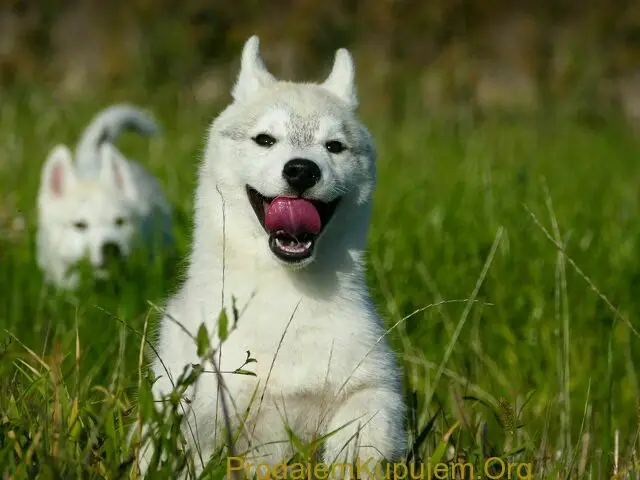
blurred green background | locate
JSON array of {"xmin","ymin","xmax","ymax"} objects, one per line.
[
  {"xmin": 1, "ymin": 1, "xmax": 640, "ymax": 477},
  {"xmin": 1, "ymin": 0, "xmax": 639, "ymax": 123}
]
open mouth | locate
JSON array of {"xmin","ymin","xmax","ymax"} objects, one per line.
[{"xmin": 246, "ymin": 185, "xmax": 341, "ymax": 263}]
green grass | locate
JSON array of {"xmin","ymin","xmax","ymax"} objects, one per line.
[{"xmin": 1, "ymin": 85, "xmax": 640, "ymax": 479}]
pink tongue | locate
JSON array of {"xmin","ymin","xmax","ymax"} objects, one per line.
[{"xmin": 264, "ymin": 197, "xmax": 321, "ymax": 235}]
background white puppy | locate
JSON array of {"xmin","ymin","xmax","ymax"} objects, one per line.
[
  {"xmin": 36, "ymin": 104, "xmax": 174, "ymax": 289},
  {"xmin": 139, "ymin": 36, "xmax": 407, "ymax": 476}
]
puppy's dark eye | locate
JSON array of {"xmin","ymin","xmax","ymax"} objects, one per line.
[
  {"xmin": 114, "ymin": 217, "xmax": 126, "ymax": 227},
  {"xmin": 252, "ymin": 133, "xmax": 276, "ymax": 148},
  {"xmin": 325, "ymin": 140, "xmax": 346, "ymax": 154},
  {"xmin": 73, "ymin": 220, "xmax": 88, "ymax": 231}
]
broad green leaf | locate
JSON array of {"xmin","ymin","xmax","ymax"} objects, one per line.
[
  {"xmin": 218, "ymin": 309, "xmax": 229, "ymax": 342},
  {"xmin": 196, "ymin": 323, "xmax": 210, "ymax": 357}
]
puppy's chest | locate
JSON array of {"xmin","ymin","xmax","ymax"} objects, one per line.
[
  {"xmin": 256, "ymin": 338, "xmax": 356, "ymax": 405},
  {"xmin": 232, "ymin": 305, "xmax": 369, "ymax": 396}
]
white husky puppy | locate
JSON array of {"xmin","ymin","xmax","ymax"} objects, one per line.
[
  {"xmin": 139, "ymin": 36, "xmax": 406, "ymax": 476},
  {"xmin": 36, "ymin": 104, "xmax": 173, "ymax": 289}
]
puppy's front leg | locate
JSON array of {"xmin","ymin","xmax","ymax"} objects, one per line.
[{"xmin": 321, "ymin": 388, "xmax": 406, "ymax": 479}]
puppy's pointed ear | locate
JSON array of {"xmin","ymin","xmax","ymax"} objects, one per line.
[
  {"xmin": 40, "ymin": 144, "xmax": 76, "ymax": 199},
  {"xmin": 99, "ymin": 143, "xmax": 139, "ymax": 203},
  {"xmin": 231, "ymin": 35, "xmax": 276, "ymax": 103},
  {"xmin": 320, "ymin": 48, "xmax": 358, "ymax": 109}
]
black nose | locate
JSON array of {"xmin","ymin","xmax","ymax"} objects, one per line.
[
  {"xmin": 282, "ymin": 158, "xmax": 321, "ymax": 193},
  {"xmin": 101, "ymin": 242, "xmax": 122, "ymax": 264}
]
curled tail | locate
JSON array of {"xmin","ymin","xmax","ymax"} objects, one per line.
[{"xmin": 74, "ymin": 103, "xmax": 160, "ymax": 177}]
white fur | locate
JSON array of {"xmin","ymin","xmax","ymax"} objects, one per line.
[
  {"xmin": 138, "ymin": 36, "xmax": 406, "ymax": 477},
  {"xmin": 36, "ymin": 105, "xmax": 173, "ymax": 289},
  {"xmin": 75, "ymin": 103, "xmax": 159, "ymax": 177}
]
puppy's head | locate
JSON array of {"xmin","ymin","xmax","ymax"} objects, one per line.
[
  {"xmin": 37, "ymin": 143, "xmax": 141, "ymax": 283},
  {"xmin": 202, "ymin": 36, "xmax": 376, "ymax": 269}
]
